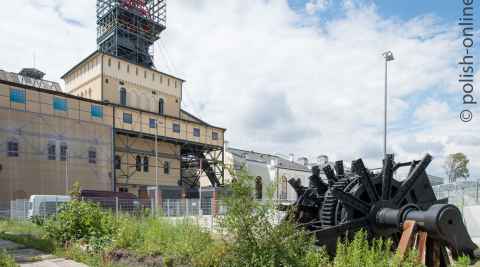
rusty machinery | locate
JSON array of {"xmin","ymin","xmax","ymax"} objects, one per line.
[{"xmin": 286, "ymin": 154, "xmax": 478, "ymax": 266}]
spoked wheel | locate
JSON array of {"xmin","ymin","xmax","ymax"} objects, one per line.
[{"xmin": 316, "ymin": 154, "xmax": 440, "ymax": 254}]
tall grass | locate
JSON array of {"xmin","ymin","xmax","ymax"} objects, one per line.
[{"xmin": 0, "ymin": 249, "xmax": 18, "ymax": 267}]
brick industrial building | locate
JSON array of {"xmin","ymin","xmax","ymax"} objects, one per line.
[{"xmin": 0, "ymin": 0, "xmax": 225, "ymax": 201}]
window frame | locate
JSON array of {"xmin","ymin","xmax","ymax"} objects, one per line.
[
  {"xmin": 10, "ymin": 88, "xmax": 26, "ymax": 104},
  {"xmin": 7, "ymin": 139, "xmax": 19, "ymax": 157},
  {"xmin": 172, "ymin": 123, "xmax": 181, "ymax": 133},
  {"xmin": 212, "ymin": 132, "xmax": 219, "ymax": 141},
  {"xmin": 163, "ymin": 161, "xmax": 170, "ymax": 174},
  {"xmin": 135, "ymin": 155, "xmax": 142, "ymax": 171},
  {"xmin": 143, "ymin": 156, "xmax": 149, "ymax": 172},
  {"xmin": 53, "ymin": 97, "xmax": 68, "ymax": 111},
  {"xmin": 47, "ymin": 141, "xmax": 56, "ymax": 160},
  {"xmin": 193, "ymin": 128, "xmax": 201, "ymax": 137},
  {"xmin": 115, "ymin": 155, "xmax": 121, "ymax": 170},
  {"xmin": 91, "ymin": 105, "xmax": 103, "ymax": 118},
  {"xmin": 149, "ymin": 118, "xmax": 157, "ymax": 129},
  {"xmin": 158, "ymin": 98, "xmax": 164, "ymax": 115},
  {"xmin": 120, "ymin": 87, "xmax": 127, "ymax": 106},
  {"xmin": 88, "ymin": 148, "xmax": 97, "ymax": 164},
  {"xmin": 60, "ymin": 142, "xmax": 68, "ymax": 161},
  {"xmin": 123, "ymin": 113, "xmax": 133, "ymax": 124}
]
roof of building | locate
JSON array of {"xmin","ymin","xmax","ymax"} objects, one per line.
[
  {"xmin": 0, "ymin": 71, "xmax": 226, "ymax": 131},
  {"xmin": 0, "ymin": 69, "xmax": 61, "ymax": 92},
  {"xmin": 180, "ymin": 109, "xmax": 226, "ymax": 130},
  {"xmin": 60, "ymin": 50, "xmax": 185, "ymax": 82},
  {"xmin": 228, "ymin": 147, "xmax": 310, "ymax": 172}
]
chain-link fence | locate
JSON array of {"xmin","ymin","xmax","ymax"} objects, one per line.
[
  {"xmin": 433, "ymin": 180, "xmax": 480, "ymax": 208},
  {"xmin": 0, "ymin": 197, "xmax": 229, "ymax": 221}
]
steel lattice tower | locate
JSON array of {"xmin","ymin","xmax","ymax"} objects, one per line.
[{"xmin": 96, "ymin": 0, "xmax": 166, "ymax": 68}]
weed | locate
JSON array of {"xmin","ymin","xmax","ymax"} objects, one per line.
[{"xmin": 0, "ymin": 249, "xmax": 17, "ymax": 267}]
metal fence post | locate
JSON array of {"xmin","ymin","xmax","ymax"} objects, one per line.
[
  {"xmin": 476, "ymin": 181, "xmax": 479, "ymax": 204},
  {"xmin": 151, "ymin": 198, "xmax": 155, "ymax": 217},
  {"xmin": 115, "ymin": 197, "xmax": 119, "ymax": 217},
  {"xmin": 167, "ymin": 199, "xmax": 170, "ymax": 217}
]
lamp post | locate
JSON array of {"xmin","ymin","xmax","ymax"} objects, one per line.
[
  {"xmin": 155, "ymin": 119, "xmax": 159, "ymax": 213},
  {"xmin": 382, "ymin": 51, "xmax": 394, "ymax": 157}
]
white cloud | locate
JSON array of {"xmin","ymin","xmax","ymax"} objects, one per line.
[
  {"xmin": 414, "ymin": 99, "xmax": 450, "ymax": 121},
  {"xmin": 305, "ymin": 0, "xmax": 329, "ymax": 15},
  {"xmin": 0, "ymin": 0, "xmax": 476, "ymax": 178}
]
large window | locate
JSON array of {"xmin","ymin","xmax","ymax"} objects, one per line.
[
  {"xmin": 212, "ymin": 132, "xmax": 219, "ymax": 141},
  {"xmin": 158, "ymin": 99, "xmax": 164, "ymax": 115},
  {"xmin": 91, "ymin": 105, "xmax": 103, "ymax": 118},
  {"xmin": 143, "ymin": 156, "xmax": 149, "ymax": 172},
  {"xmin": 88, "ymin": 148, "xmax": 97, "ymax": 164},
  {"xmin": 47, "ymin": 141, "xmax": 56, "ymax": 160},
  {"xmin": 255, "ymin": 176, "xmax": 263, "ymax": 200},
  {"xmin": 149, "ymin": 118, "xmax": 157, "ymax": 129},
  {"xmin": 7, "ymin": 139, "xmax": 19, "ymax": 157},
  {"xmin": 135, "ymin": 155, "xmax": 142, "ymax": 172},
  {"xmin": 60, "ymin": 143, "xmax": 68, "ymax": 161},
  {"xmin": 10, "ymin": 88, "xmax": 26, "ymax": 104},
  {"xmin": 120, "ymin": 87, "xmax": 127, "ymax": 105},
  {"xmin": 115, "ymin": 155, "xmax": 121, "ymax": 170},
  {"xmin": 164, "ymin": 161, "xmax": 170, "ymax": 174},
  {"xmin": 193, "ymin": 128, "xmax": 201, "ymax": 137},
  {"xmin": 172, "ymin": 123, "xmax": 180, "ymax": 133},
  {"xmin": 123, "ymin": 113, "xmax": 133, "ymax": 124},
  {"xmin": 53, "ymin": 97, "xmax": 68, "ymax": 111}
]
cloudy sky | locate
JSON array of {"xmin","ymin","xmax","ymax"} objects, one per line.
[{"xmin": 0, "ymin": 0, "xmax": 479, "ymax": 179}]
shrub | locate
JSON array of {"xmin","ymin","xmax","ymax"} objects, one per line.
[
  {"xmin": 43, "ymin": 199, "xmax": 115, "ymax": 249},
  {"xmin": 334, "ymin": 230, "xmax": 424, "ymax": 267},
  {"xmin": 220, "ymin": 169, "xmax": 327, "ymax": 267},
  {"xmin": 0, "ymin": 249, "xmax": 17, "ymax": 267}
]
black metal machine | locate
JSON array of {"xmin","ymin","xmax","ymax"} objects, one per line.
[{"xmin": 286, "ymin": 154, "xmax": 478, "ymax": 266}]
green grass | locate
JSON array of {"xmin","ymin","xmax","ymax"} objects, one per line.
[
  {"xmin": 0, "ymin": 249, "xmax": 18, "ymax": 267},
  {"xmin": 0, "ymin": 220, "xmax": 45, "ymax": 237},
  {"xmin": 0, "ymin": 220, "xmax": 54, "ymax": 253},
  {"xmin": 111, "ymin": 215, "xmax": 224, "ymax": 267},
  {"xmin": 0, "ymin": 232, "xmax": 55, "ymax": 253}
]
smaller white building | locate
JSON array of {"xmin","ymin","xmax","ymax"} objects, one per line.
[{"xmin": 225, "ymin": 147, "xmax": 312, "ymax": 201}]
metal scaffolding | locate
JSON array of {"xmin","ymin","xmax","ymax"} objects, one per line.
[
  {"xmin": 114, "ymin": 128, "xmax": 224, "ymax": 190},
  {"xmin": 96, "ymin": 0, "xmax": 167, "ymax": 67}
]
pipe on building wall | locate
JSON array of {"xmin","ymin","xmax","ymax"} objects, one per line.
[{"xmin": 112, "ymin": 105, "xmax": 116, "ymax": 192}]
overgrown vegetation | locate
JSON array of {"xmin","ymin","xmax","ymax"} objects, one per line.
[
  {"xmin": 0, "ymin": 174, "xmax": 470, "ymax": 266},
  {"xmin": 43, "ymin": 199, "xmax": 115, "ymax": 250},
  {"xmin": 0, "ymin": 249, "xmax": 18, "ymax": 267},
  {"xmin": 219, "ymin": 169, "xmax": 325, "ymax": 267}
]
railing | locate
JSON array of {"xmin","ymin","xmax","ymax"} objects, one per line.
[
  {"xmin": 0, "ymin": 197, "xmax": 230, "ymax": 220},
  {"xmin": 433, "ymin": 180, "xmax": 480, "ymax": 208}
]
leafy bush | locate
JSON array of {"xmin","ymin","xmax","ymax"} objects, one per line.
[
  {"xmin": 30, "ymin": 215, "xmax": 46, "ymax": 226},
  {"xmin": 0, "ymin": 249, "xmax": 17, "ymax": 267},
  {"xmin": 220, "ymin": 169, "xmax": 326, "ymax": 267},
  {"xmin": 43, "ymin": 199, "xmax": 115, "ymax": 249}
]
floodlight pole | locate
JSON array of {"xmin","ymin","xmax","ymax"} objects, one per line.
[{"xmin": 382, "ymin": 51, "xmax": 394, "ymax": 157}]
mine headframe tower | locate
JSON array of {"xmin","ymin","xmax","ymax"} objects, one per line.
[{"xmin": 96, "ymin": 0, "xmax": 166, "ymax": 68}]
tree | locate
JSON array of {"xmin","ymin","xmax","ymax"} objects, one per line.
[{"xmin": 444, "ymin": 153, "xmax": 470, "ymax": 183}]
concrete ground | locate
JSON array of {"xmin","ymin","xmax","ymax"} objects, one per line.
[{"xmin": 0, "ymin": 239, "xmax": 87, "ymax": 267}]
